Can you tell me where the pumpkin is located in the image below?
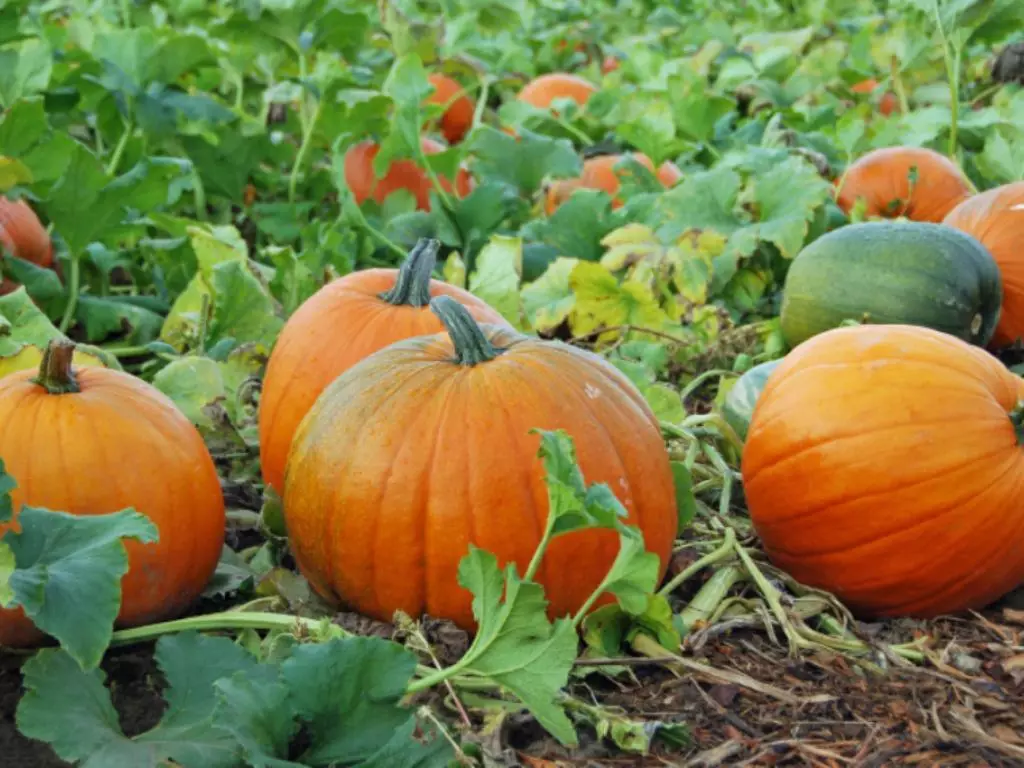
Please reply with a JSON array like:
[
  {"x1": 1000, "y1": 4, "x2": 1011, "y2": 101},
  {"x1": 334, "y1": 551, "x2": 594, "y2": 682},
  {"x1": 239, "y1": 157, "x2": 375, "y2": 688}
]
[
  {"x1": 0, "y1": 339, "x2": 225, "y2": 647},
  {"x1": 517, "y1": 72, "x2": 597, "y2": 113},
  {"x1": 343, "y1": 137, "x2": 473, "y2": 211},
  {"x1": 545, "y1": 153, "x2": 683, "y2": 214},
  {"x1": 742, "y1": 323, "x2": 1024, "y2": 618},
  {"x1": 0, "y1": 197, "x2": 55, "y2": 296},
  {"x1": 835, "y1": 146, "x2": 972, "y2": 222},
  {"x1": 425, "y1": 73, "x2": 475, "y2": 145},
  {"x1": 943, "y1": 182, "x2": 1024, "y2": 349},
  {"x1": 259, "y1": 238, "x2": 511, "y2": 494},
  {"x1": 283, "y1": 296, "x2": 679, "y2": 629},
  {"x1": 850, "y1": 78, "x2": 898, "y2": 117},
  {"x1": 601, "y1": 55, "x2": 621, "y2": 74}
]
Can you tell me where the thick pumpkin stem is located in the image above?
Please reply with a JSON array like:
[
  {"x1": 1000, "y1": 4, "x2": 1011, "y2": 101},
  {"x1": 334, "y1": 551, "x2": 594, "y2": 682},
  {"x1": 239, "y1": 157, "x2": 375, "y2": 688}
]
[
  {"x1": 379, "y1": 237, "x2": 441, "y2": 307},
  {"x1": 33, "y1": 338, "x2": 80, "y2": 395},
  {"x1": 1012, "y1": 401, "x2": 1024, "y2": 446},
  {"x1": 429, "y1": 295, "x2": 502, "y2": 366}
]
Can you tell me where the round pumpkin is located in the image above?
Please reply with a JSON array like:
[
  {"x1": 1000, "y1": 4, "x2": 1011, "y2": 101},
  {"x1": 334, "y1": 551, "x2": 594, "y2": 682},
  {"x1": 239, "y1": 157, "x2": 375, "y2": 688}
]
[
  {"x1": 518, "y1": 72, "x2": 597, "y2": 113},
  {"x1": 601, "y1": 55, "x2": 621, "y2": 75},
  {"x1": 426, "y1": 73, "x2": 475, "y2": 145},
  {"x1": 944, "y1": 182, "x2": 1024, "y2": 349},
  {"x1": 259, "y1": 239, "x2": 511, "y2": 494},
  {"x1": 835, "y1": 146, "x2": 971, "y2": 222},
  {"x1": 283, "y1": 296, "x2": 679, "y2": 629},
  {"x1": 343, "y1": 137, "x2": 473, "y2": 211},
  {"x1": 0, "y1": 197, "x2": 54, "y2": 296},
  {"x1": 742, "y1": 323, "x2": 1024, "y2": 618},
  {"x1": 545, "y1": 153, "x2": 682, "y2": 214},
  {"x1": 0, "y1": 339, "x2": 225, "y2": 647}
]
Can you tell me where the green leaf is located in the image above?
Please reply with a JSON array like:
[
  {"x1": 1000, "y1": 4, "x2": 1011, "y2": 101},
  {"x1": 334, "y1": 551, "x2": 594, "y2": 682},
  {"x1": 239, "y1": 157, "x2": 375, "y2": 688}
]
[
  {"x1": 521, "y1": 256, "x2": 578, "y2": 332},
  {"x1": 212, "y1": 670, "x2": 302, "y2": 768},
  {"x1": 671, "y1": 462, "x2": 698, "y2": 532},
  {"x1": 976, "y1": 127, "x2": 1024, "y2": 184},
  {"x1": 16, "y1": 633, "x2": 258, "y2": 767},
  {"x1": 0, "y1": 458, "x2": 14, "y2": 524},
  {"x1": 284, "y1": 637, "x2": 452, "y2": 766},
  {"x1": 523, "y1": 189, "x2": 618, "y2": 262},
  {"x1": 598, "y1": 529, "x2": 662, "y2": 616},
  {"x1": 653, "y1": 167, "x2": 745, "y2": 243},
  {"x1": 746, "y1": 156, "x2": 831, "y2": 259},
  {"x1": 468, "y1": 235, "x2": 524, "y2": 329},
  {"x1": 208, "y1": 260, "x2": 284, "y2": 349},
  {"x1": 0, "y1": 506, "x2": 158, "y2": 669},
  {"x1": 534, "y1": 429, "x2": 629, "y2": 536},
  {"x1": 0, "y1": 38, "x2": 52, "y2": 107},
  {"x1": 457, "y1": 547, "x2": 579, "y2": 746},
  {"x1": 469, "y1": 126, "x2": 581, "y2": 195},
  {"x1": 152, "y1": 355, "x2": 227, "y2": 430},
  {"x1": 0, "y1": 287, "x2": 64, "y2": 356}
]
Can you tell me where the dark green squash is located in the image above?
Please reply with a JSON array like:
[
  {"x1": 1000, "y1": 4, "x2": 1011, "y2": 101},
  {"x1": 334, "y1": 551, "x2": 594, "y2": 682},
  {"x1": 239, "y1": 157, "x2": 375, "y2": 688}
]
[
  {"x1": 722, "y1": 359, "x2": 782, "y2": 440},
  {"x1": 780, "y1": 221, "x2": 1002, "y2": 348}
]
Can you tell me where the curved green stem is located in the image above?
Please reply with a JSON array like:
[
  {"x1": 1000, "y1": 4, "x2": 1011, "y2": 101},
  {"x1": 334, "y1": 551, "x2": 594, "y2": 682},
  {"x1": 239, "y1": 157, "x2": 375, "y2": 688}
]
[
  {"x1": 289, "y1": 101, "x2": 322, "y2": 204},
  {"x1": 416, "y1": 139, "x2": 457, "y2": 211},
  {"x1": 58, "y1": 255, "x2": 80, "y2": 334},
  {"x1": 429, "y1": 296, "x2": 502, "y2": 366},
  {"x1": 106, "y1": 120, "x2": 133, "y2": 176},
  {"x1": 32, "y1": 339, "x2": 80, "y2": 394},
  {"x1": 658, "y1": 527, "x2": 737, "y2": 597},
  {"x1": 379, "y1": 238, "x2": 440, "y2": 307}
]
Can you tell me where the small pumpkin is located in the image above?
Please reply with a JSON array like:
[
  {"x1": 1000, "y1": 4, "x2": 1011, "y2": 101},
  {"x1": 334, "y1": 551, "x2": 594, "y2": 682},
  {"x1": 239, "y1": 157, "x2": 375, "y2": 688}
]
[
  {"x1": 601, "y1": 55, "x2": 621, "y2": 74},
  {"x1": 545, "y1": 153, "x2": 682, "y2": 214},
  {"x1": 0, "y1": 339, "x2": 225, "y2": 647},
  {"x1": 742, "y1": 323, "x2": 1024, "y2": 618},
  {"x1": 425, "y1": 73, "x2": 475, "y2": 145},
  {"x1": 343, "y1": 137, "x2": 473, "y2": 211},
  {"x1": 850, "y1": 78, "x2": 898, "y2": 117},
  {"x1": 283, "y1": 296, "x2": 679, "y2": 629},
  {"x1": 517, "y1": 72, "x2": 597, "y2": 113},
  {"x1": 943, "y1": 182, "x2": 1024, "y2": 349},
  {"x1": 835, "y1": 146, "x2": 971, "y2": 222},
  {"x1": 0, "y1": 197, "x2": 55, "y2": 296},
  {"x1": 259, "y1": 239, "x2": 511, "y2": 494}
]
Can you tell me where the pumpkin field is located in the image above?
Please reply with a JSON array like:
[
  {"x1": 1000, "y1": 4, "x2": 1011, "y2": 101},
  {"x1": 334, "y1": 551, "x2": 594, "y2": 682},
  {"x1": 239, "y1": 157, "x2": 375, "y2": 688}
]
[{"x1": 5, "y1": 0, "x2": 1024, "y2": 764}]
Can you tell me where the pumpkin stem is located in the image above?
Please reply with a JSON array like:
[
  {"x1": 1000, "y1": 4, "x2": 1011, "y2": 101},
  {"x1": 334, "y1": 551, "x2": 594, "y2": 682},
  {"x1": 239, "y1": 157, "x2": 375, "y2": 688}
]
[
  {"x1": 1012, "y1": 401, "x2": 1024, "y2": 446},
  {"x1": 429, "y1": 295, "x2": 502, "y2": 366},
  {"x1": 33, "y1": 338, "x2": 80, "y2": 395},
  {"x1": 379, "y1": 237, "x2": 441, "y2": 307}
]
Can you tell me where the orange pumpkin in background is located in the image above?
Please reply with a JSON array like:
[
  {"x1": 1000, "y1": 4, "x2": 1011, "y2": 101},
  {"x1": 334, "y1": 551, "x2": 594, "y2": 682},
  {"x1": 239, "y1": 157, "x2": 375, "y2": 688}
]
[
  {"x1": 835, "y1": 146, "x2": 972, "y2": 222},
  {"x1": 259, "y1": 239, "x2": 511, "y2": 495},
  {"x1": 283, "y1": 296, "x2": 679, "y2": 629},
  {"x1": 944, "y1": 181, "x2": 1024, "y2": 349},
  {"x1": 518, "y1": 72, "x2": 598, "y2": 113},
  {"x1": 545, "y1": 152, "x2": 682, "y2": 214},
  {"x1": 0, "y1": 340, "x2": 225, "y2": 647},
  {"x1": 0, "y1": 197, "x2": 55, "y2": 295},
  {"x1": 425, "y1": 73, "x2": 475, "y2": 144},
  {"x1": 742, "y1": 323, "x2": 1024, "y2": 618},
  {"x1": 851, "y1": 78, "x2": 899, "y2": 117},
  {"x1": 343, "y1": 137, "x2": 473, "y2": 211}
]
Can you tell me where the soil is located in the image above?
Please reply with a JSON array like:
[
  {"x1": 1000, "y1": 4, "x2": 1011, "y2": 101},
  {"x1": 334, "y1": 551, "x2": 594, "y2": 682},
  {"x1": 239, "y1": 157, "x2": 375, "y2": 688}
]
[{"x1": 4, "y1": 607, "x2": 1022, "y2": 767}]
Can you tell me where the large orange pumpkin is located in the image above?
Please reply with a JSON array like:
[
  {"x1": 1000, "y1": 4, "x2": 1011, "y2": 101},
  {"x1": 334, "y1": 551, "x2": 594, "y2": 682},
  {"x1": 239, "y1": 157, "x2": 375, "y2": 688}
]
[
  {"x1": 835, "y1": 146, "x2": 971, "y2": 222},
  {"x1": 0, "y1": 340, "x2": 225, "y2": 647},
  {"x1": 259, "y1": 239, "x2": 511, "y2": 494},
  {"x1": 518, "y1": 72, "x2": 597, "y2": 113},
  {"x1": 343, "y1": 137, "x2": 473, "y2": 211},
  {"x1": 545, "y1": 153, "x2": 682, "y2": 214},
  {"x1": 425, "y1": 73, "x2": 475, "y2": 145},
  {"x1": 0, "y1": 197, "x2": 54, "y2": 296},
  {"x1": 742, "y1": 323, "x2": 1024, "y2": 618},
  {"x1": 944, "y1": 182, "x2": 1024, "y2": 349},
  {"x1": 283, "y1": 296, "x2": 679, "y2": 629}
]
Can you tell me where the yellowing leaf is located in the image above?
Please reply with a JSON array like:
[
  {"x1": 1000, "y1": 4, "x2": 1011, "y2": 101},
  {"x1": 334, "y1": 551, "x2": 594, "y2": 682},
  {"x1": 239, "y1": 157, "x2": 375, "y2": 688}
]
[
  {"x1": 443, "y1": 252, "x2": 466, "y2": 288},
  {"x1": 522, "y1": 257, "x2": 578, "y2": 332},
  {"x1": 0, "y1": 345, "x2": 106, "y2": 381},
  {"x1": 468, "y1": 235, "x2": 526, "y2": 330},
  {"x1": 569, "y1": 262, "x2": 674, "y2": 340},
  {"x1": 0, "y1": 157, "x2": 32, "y2": 191}
]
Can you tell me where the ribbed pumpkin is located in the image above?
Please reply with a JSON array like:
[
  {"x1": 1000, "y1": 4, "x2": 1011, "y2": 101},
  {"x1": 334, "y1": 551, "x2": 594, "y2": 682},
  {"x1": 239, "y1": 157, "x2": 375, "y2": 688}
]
[
  {"x1": 0, "y1": 340, "x2": 225, "y2": 647},
  {"x1": 283, "y1": 296, "x2": 679, "y2": 629},
  {"x1": 835, "y1": 147, "x2": 972, "y2": 222},
  {"x1": 944, "y1": 182, "x2": 1024, "y2": 349},
  {"x1": 518, "y1": 72, "x2": 597, "y2": 113},
  {"x1": 742, "y1": 323, "x2": 1024, "y2": 618},
  {"x1": 425, "y1": 73, "x2": 475, "y2": 145},
  {"x1": 343, "y1": 137, "x2": 473, "y2": 211},
  {"x1": 545, "y1": 153, "x2": 682, "y2": 214},
  {"x1": 0, "y1": 198, "x2": 54, "y2": 295},
  {"x1": 259, "y1": 239, "x2": 511, "y2": 494}
]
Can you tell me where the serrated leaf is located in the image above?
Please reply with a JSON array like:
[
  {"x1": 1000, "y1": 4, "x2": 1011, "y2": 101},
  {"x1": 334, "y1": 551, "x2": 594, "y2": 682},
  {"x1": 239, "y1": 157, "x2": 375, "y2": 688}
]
[
  {"x1": 0, "y1": 38, "x2": 52, "y2": 107},
  {"x1": 1, "y1": 506, "x2": 158, "y2": 669},
  {"x1": 569, "y1": 261, "x2": 674, "y2": 338},
  {"x1": 208, "y1": 260, "x2": 284, "y2": 349},
  {"x1": 747, "y1": 156, "x2": 831, "y2": 259},
  {"x1": 457, "y1": 547, "x2": 579, "y2": 747},
  {"x1": 469, "y1": 126, "x2": 581, "y2": 195},
  {"x1": 524, "y1": 189, "x2": 618, "y2": 262},
  {"x1": 653, "y1": 167, "x2": 745, "y2": 243},
  {"x1": 152, "y1": 355, "x2": 227, "y2": 430},
  {"x1": 598, "y1": 529, "x2": 662, "y2": 615}
]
